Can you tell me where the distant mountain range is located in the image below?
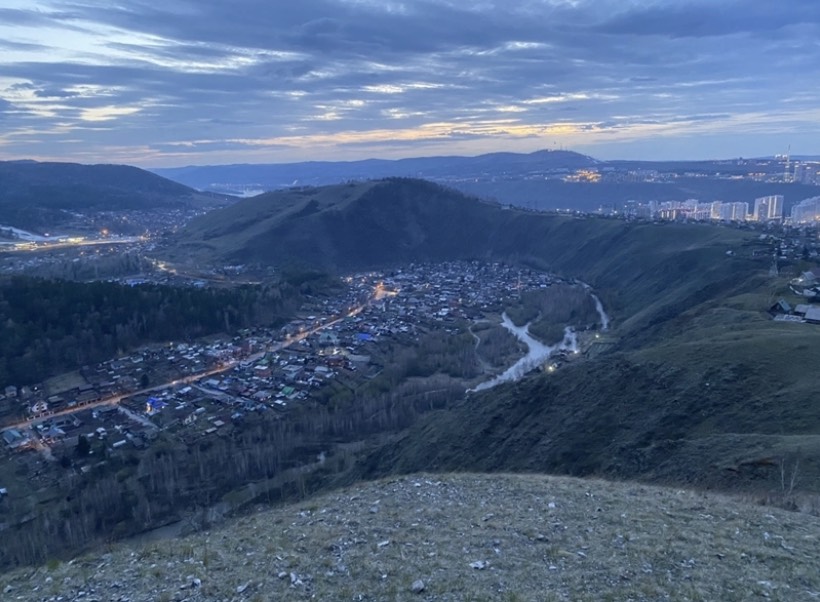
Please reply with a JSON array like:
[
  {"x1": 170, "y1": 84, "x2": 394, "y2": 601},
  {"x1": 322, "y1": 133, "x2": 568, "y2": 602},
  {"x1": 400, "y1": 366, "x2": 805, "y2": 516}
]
[
  {"x1": 152, "y1": 149, "x2": 819, "y2": 212},
  {"x1": 2, "y1": 152, "x2": 815, "y2": 231},
  {"x1": 151, "y1": 150, "x2": 599, "y2": 193},
  {"x1": 0, "y1": 161, "x2": 229, "y2": 229}
]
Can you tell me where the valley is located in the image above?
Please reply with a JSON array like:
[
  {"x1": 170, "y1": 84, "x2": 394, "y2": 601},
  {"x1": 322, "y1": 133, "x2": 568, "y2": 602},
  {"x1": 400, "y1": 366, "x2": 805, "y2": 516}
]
[
  {"x1": 0, "y1": 260, "x2": 607, "y2": 568},
  {"x1": 3, "y1": 1, "x2": 820, "y2": 595},
  {"x1": 1, "y1": 170, "x2": 819, "y2": 585}
]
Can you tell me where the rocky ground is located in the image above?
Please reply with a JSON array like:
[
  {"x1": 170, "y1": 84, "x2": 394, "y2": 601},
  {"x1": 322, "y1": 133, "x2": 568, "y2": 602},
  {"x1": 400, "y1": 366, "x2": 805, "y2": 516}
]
[{"x1": 2, "y1": 473, "x2": 819, "y2": 602}]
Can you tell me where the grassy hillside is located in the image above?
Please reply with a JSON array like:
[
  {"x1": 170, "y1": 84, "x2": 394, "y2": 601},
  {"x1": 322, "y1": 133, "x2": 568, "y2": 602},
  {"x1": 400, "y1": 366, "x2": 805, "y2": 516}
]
[
  {"x1": 0, "y1": 160, "x2": 226, "y2": 229},
  {"x1": 358, "y1": 278, "x2": 820, "y2": 498},
  {"x1": 3, "y1": 473, "x2": 818, "y2": 601}
]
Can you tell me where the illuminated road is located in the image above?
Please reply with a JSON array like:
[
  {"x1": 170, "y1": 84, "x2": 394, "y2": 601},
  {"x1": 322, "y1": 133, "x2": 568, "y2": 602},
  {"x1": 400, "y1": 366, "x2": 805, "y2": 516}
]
[
  {"x1": 1, "y1": 300, "x2": 371, "y2": 434},
  {"x1": 0, "y1": 236, "x2": 146, "y2": 254},
  {"x1": 1, "y1": 364, "x2": 237, "y2": 432}
]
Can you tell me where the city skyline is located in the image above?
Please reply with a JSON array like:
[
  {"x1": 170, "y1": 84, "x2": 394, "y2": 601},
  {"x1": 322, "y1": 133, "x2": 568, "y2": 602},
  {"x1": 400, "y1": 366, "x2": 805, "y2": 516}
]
[{"x1": 0, "y1": 0, "x2": 819, "y2": 167}]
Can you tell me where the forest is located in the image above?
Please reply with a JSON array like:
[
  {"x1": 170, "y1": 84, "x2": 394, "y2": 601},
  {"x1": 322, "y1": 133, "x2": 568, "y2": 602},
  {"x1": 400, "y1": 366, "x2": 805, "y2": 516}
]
[
  {"x1": 0, "y1": 373, "x2": 465, "y2": 569},
  {"x1": 0, "y1": 276, "x2": 311, "y2": 389}
]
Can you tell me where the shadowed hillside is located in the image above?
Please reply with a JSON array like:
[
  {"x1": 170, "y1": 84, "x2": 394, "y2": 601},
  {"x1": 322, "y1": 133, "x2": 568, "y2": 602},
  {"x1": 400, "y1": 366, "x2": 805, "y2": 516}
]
[
  {"x1": 0, "y1": 161, "x2": 228, "y2": 229},
  {"x1": 169, "y1": 179, "x2": 504, "y2": 269},
  {"x1": 171, "y1": 178, "x2": 758, "y2": 337}
]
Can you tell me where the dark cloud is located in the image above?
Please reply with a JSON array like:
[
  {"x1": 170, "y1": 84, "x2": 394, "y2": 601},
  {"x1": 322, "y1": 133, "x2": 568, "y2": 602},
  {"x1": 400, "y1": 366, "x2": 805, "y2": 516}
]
[
  {"x1": 0, "y1": 7, "x2": 78, "y2": 26},
  {"x1": 34, "y1": 87, "x2": 79, "y2": 98},
  {"x1": 596, "y1": 0, "x2": 820, "y2": 38},
  {"x1": 0, "y1": 0, "x2": 817, "y2": 164}
]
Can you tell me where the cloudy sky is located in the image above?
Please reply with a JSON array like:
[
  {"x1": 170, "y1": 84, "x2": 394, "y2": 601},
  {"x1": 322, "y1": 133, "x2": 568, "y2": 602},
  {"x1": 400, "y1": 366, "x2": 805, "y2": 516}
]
[{"x1": 0, "y1": 0, "x2": 818, "y2": 167}]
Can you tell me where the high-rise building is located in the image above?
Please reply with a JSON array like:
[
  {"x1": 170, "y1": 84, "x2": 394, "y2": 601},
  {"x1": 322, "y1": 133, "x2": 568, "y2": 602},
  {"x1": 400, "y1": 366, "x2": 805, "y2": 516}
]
[
  {"x1": 769, "y1": 195, "x2": 783, "y2": 221},
  {"x1": 717, "y1": 203, "x2": 733, "y2": 220},
  {"x1": 624, "y1": 200, "x2": 640, "y2": 217},
  {"x1": 790, "y1": 196, "x2": 820, "y2": 224},
  {"x1": 795, "y1": 164, "x2": 820, "y2": 185},
  {"x1": 754, "y1": 197, "x2": 768, "y2": 221},
  {"x1": 731, "y1": 202, "x2": 749, "y2": 221},
  {"x1": 715, "y1": 202, "x2": 749, "y2": 221},
  {"x1": 794, "y1": 163, "x2": 807, "y2": 183},
  {"x1": 754, "y1": 195, "x2": 784, "y2": 222}
]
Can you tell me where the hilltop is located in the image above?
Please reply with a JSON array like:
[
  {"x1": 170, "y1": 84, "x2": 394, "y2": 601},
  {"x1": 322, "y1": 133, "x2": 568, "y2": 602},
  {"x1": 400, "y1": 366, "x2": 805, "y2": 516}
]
[
  {"x1": 0, "y1": 161, "x2": 228, "y2": 229},
  {"x1": 168, "y1": 179, "x2": 508, "y2": 269},
  {"x1": 2, "y1": 473, "x2": 818, "y2": 601}
]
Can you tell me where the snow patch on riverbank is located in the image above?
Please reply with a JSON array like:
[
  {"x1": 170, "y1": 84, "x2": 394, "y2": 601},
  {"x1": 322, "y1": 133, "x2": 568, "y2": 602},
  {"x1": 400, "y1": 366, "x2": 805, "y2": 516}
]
[
  {"x1": 592, "y1": 294, "x2": 610, "y2": 331},
  {"x1": 468, "y1": 313, "x2": 578, "y2": 393},
  {"x1": 0, "y1": 225, "x2": 49, "y2": 242}
]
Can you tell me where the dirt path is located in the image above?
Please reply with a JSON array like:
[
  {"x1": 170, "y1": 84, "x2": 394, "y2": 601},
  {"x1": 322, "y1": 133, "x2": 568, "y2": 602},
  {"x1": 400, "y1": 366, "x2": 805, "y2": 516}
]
[{"x1": 468, "y1": 323, "x2": 495, "y2": 375}]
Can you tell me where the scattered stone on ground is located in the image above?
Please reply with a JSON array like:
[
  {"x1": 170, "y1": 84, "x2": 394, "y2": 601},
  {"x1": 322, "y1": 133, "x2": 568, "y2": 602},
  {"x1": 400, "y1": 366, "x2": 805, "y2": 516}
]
[{"x1": 2, "y1": 473, "x2": 819, "y2": 602}]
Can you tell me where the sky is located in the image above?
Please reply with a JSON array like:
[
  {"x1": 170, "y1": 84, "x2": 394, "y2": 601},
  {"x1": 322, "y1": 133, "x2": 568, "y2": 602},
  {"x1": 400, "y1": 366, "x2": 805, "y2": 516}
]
[{"x1": 0, "y1": 0, "x2": 819, "y2": 167}]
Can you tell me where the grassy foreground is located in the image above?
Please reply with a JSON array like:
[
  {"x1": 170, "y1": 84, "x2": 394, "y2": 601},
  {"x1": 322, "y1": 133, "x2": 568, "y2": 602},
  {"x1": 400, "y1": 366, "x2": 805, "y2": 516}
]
[{"x1": 3, "y1": 473, "x2": 818, "y2": 601}]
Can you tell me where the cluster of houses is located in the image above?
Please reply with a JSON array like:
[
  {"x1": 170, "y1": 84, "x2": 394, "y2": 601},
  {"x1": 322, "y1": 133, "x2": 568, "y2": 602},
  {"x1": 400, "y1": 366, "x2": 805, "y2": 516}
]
[
  {"x1": 765, "y1": 267, "x2": 820, "y2": 323},
  {"x1": 3, "y1": 261, "x2": 566, "y2": 458},
  {"x1": 770, "y1": 297, "x2": 820, "y2": 324},
  {"x1": 1, "y1": 340, "x2": 242, "y2": 424},
  {"x1": 789, "y1": 267, "x2": 820, "y2": 300}
]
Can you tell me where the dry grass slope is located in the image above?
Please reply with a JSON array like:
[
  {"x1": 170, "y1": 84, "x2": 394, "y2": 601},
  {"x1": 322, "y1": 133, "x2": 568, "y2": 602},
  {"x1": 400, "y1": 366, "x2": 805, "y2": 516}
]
[{"x1": 3, "y1": 473, "x2": 819, "y2": 602}]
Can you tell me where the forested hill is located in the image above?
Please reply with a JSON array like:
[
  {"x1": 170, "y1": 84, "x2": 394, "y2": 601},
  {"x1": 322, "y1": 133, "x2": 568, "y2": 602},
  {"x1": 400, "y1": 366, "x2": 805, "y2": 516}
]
[
  {"x1": 0, "y1": 161, "x2": 228, "y2": 229},
  {"x1": 171, "y1": 176, "x2": 771, "y2": 344},
  {"x1": 0, "y1": 276, "x2": 313, "y2": 389}
]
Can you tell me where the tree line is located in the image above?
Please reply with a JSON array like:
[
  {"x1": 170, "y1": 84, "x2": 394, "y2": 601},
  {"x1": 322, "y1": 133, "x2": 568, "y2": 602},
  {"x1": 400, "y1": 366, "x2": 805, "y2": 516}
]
[{"x1": 0, "y1": 276, "x2": 305, "y2": 389}]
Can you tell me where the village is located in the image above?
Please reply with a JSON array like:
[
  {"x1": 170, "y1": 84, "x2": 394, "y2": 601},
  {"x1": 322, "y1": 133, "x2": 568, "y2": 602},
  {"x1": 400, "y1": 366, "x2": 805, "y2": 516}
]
[{"x1": 0, "y1": 261, "x2": 574, "y2": 497}]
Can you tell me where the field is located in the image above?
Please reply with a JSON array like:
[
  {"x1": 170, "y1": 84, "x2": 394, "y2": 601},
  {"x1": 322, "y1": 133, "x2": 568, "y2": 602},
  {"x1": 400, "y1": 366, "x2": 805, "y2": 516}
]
[{"x1": 43, "y1": 371, "x2": 87, "y2": 396}]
